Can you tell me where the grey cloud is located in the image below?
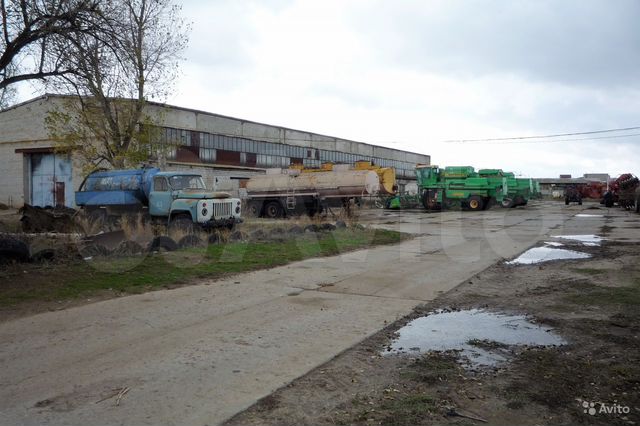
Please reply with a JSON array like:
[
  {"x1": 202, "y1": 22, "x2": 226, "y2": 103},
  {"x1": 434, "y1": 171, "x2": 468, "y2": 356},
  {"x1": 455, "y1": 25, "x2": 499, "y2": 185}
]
[{"x1": 347, "y1": 0, "x2": 640, "y2": 88}]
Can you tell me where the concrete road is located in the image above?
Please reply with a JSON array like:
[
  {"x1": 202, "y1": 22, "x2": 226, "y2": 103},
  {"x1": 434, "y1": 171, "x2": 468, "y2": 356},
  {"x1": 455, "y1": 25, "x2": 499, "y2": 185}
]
[{"x1": 0, "y1": 201, "x2": 631, "y2": 426}]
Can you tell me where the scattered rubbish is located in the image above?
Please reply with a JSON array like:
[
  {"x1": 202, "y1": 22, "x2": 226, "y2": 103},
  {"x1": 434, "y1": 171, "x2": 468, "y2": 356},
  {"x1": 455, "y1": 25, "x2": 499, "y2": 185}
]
[
  {"x1": 447, "y1": 408, "x2": 488, "y2": 423},
  {"x1": 553, "y1": 234, "x2": 605, "y2": 246},
  {"x1": 95, "y1": 386, "x2": 130, "y2": 406},
  {"x1": 385, "y1": 309, "x2": 566, "y2": 368},
  {"x1": 507, "y1": 247, "x2": 591, "y2": 265},
  {"x1": 575, "y1": 214, "x2": 604, "y2": 218}
]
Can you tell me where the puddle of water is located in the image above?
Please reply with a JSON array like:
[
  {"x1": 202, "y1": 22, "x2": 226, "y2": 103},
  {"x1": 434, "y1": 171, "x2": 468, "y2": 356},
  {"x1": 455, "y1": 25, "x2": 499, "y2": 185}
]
[
  {"x1": 575, "y1": 214, "x2": 604, "y2": 218},
  {"x1": 385, "y1": 309, "x2": 565, "y2": 368},
  {"x1": 507, "y1": 247, "x2": 591, "y2": 265},
  {"x1": 543, "y1": 241, "x2": 564, "y2": 247},
  {"x1": 553, "y1": 234, "x2": 605, "y2": 246}
]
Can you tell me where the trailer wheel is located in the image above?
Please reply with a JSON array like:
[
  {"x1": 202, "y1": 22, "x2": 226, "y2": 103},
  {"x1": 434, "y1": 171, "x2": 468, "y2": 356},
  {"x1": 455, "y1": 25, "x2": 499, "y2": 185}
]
[
  {"x1": 467, "y1": 196, "x2": 484, "y2": 211},
  {"x1": 264, "y1": 201, "x2": 283, "y2": 219},
  {"x1": 247, "y1": 201, "x2": 262, "y2": 217}
]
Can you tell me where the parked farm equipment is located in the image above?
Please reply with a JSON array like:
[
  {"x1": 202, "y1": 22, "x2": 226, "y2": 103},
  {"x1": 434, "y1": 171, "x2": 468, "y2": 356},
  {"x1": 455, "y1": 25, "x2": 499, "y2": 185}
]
[
  {"x1": 415, "y1": 165, "x2": 507, "y2": 211},
  {"x1": 564, "y1": 185, "x2": 583, "y2": 205},
  {"x1": 607, "y1": 173, "x2": 639, "y2": 209},
  {"x1": 477, "y1": 169, "x2": 531, "y2": 207}
]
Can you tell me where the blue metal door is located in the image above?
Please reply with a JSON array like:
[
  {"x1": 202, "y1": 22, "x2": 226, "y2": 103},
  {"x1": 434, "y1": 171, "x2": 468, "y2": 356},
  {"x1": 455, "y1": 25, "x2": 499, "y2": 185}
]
[
  {"x1": 30, "y1": 153, "x2": 73, "y2": 207},
  {"x1": 149, "y1": 176, "x2": 172, "y2": 217}
]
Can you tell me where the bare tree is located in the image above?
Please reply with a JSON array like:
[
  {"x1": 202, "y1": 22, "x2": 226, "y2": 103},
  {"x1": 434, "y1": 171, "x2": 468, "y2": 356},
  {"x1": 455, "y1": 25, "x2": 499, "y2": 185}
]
[
  {"x1": 47, "y1": 0, "x2": 189, "y2": 170},
  {"x1": 0, "y1": 0, "x2": 107, "y2": 103}
]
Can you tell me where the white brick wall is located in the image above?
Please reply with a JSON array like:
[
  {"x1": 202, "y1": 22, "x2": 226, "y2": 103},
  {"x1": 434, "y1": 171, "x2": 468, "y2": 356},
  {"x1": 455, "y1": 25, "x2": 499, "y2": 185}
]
[
  {"x1": 0, "y1": 143, "x2": 24, "y2": 207},
  {"x1": 1, "y1": 95, "x2": 430, "y2": 207}
]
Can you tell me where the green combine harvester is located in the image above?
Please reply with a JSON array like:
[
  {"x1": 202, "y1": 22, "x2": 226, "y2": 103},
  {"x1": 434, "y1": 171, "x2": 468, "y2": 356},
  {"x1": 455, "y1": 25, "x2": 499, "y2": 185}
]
[
  {"x1": 415, "y1": 165, "x2": 508, "y2": 211},
  {"x1": 477, "y1": 169, "x2": 531, "y2": 207}
]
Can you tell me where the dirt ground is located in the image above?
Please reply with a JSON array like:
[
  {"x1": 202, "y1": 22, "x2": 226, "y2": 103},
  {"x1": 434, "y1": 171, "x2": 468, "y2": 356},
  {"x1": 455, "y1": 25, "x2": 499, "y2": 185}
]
[{"x1": 226, "y1": 236, "x2": 640, "y2": 425}]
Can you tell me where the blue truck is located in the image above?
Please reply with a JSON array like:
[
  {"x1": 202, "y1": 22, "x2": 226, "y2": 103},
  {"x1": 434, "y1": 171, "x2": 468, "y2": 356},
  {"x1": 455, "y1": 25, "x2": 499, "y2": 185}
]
[{"x1": 75, "y1": 167, "x2": 242, "y2": 229}]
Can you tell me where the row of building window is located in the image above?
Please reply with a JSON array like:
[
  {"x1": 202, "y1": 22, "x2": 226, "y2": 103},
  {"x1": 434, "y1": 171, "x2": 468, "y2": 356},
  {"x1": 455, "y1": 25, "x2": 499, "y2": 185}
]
[{"x1": 155, "y1": 127, "x2": 417, "y2": 178}]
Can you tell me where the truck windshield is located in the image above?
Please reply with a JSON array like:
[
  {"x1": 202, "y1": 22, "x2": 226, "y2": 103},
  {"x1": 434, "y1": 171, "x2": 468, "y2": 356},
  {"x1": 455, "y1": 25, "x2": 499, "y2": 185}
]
[{"x1": 169, "y1": 175, "x2": 206, "y2": 190}]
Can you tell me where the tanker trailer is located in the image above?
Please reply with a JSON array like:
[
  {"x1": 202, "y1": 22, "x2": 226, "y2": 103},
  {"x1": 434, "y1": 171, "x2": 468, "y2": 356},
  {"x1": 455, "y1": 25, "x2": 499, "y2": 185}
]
[
  {"x1": 245, "y1": 169, "x2": 380, "y2": 218},
  {"x1": 75, "y1": 167, "x2": 242, "y2": 229},
  {"x1": 289, "y1": 160, "x2": 397, "y2": 195}
]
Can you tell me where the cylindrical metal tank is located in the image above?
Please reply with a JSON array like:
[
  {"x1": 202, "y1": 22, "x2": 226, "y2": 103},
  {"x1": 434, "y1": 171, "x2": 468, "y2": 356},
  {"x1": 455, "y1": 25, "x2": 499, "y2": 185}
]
[
  {"x1": 246, "y1": 170, "x2": 380, "y2": 197},
  {"x1": 377, "y1": 168, "x2": 396, "y2": 195}
]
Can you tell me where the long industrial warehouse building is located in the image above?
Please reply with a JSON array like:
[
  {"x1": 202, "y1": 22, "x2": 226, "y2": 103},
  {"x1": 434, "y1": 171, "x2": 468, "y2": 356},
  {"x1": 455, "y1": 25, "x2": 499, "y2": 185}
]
[{"x1": 0, "y1": 94, "x2": 430, "y2": 208}]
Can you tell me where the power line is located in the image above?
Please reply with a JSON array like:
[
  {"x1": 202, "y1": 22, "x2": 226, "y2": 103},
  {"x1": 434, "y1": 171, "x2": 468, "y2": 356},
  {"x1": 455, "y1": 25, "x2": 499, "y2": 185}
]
[
  {"x1": 464, "y1": 132, "x2": 640, "y2": 145},
  {"x1": 444, "y1": 126, "x2": 640, "y2": 143}
]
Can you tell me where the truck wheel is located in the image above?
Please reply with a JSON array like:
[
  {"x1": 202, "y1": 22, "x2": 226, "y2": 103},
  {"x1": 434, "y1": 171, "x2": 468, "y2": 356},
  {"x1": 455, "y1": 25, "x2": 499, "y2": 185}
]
[
  {"x1": 467, "y1": 196, "x2": 484, "y2": 211},
  {"x1": 501, "y1": 199, "x2": 514, "y2": 208},
  {"x1": 264, "y1": 201, "x2": 283, "y2": 219}
]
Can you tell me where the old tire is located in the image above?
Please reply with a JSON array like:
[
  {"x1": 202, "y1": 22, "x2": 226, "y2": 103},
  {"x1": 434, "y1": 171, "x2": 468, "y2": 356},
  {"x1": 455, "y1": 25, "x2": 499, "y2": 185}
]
[
  {"x1": 0, "y1": 238, "x2": 30, "y2": 263},
  {"x1": 148, "y1": 236, "x2": 178, "y2": 252},
  {"x1": 264, "y1": 201, "x2": 283, "y2": 219},
  {"x1": 467, "y1": 196, "x2": 484, "y2": 211}
]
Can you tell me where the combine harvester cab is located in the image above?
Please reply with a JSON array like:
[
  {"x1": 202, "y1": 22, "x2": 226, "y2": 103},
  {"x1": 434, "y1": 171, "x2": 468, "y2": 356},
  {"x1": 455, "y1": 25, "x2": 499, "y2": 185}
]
[{"x1": 75, "y1": 167, "x2": 242, "y2": 229}]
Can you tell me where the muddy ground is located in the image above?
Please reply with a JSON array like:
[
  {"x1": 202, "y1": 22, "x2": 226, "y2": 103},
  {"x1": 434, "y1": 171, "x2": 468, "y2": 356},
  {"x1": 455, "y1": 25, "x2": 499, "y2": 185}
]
[{"x1": 226, "y1": 237, "x2": 640, "y2": 425}]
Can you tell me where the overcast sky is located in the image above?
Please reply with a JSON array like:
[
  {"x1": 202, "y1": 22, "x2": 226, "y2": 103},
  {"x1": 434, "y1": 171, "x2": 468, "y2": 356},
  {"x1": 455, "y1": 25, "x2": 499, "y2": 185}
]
[{"x1": 20, "y1": 0, "x2": 640, "y2": 178}]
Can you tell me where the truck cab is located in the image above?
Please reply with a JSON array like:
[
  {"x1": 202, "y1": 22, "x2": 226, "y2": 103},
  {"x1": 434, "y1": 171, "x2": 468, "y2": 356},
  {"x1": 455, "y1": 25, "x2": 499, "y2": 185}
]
[
  {"x1": 148, "y1": 172, "x2": 242, "y2": 228},
  {"x1": 76, "y1": 168, "x2": 242, "y2": 229}
]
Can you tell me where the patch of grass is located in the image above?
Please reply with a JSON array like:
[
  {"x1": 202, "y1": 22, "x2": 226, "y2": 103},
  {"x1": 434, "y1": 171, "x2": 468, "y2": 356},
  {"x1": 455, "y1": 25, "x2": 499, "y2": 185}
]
[
  {"x1": 400, "y1": 352, "x2": 460, "y2": 384},
  {"x1": 507, "y1": 349, "x2": 593, "y2": 409},
  {"x1": 379, "y1": 394, "x2": 436, "y2": 426},
  {"x1": 566, "y1": 281, "x2": 640, "y2": 306},
  {"x1": 0, "y1": 228, "x2": 410, "y2": 307}
]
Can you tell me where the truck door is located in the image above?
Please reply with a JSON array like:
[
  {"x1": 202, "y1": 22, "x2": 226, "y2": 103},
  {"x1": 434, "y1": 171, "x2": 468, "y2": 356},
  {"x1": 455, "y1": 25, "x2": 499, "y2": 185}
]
[{"x1": 149, "y1": 176, "x2": 172, "y2": 216}]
